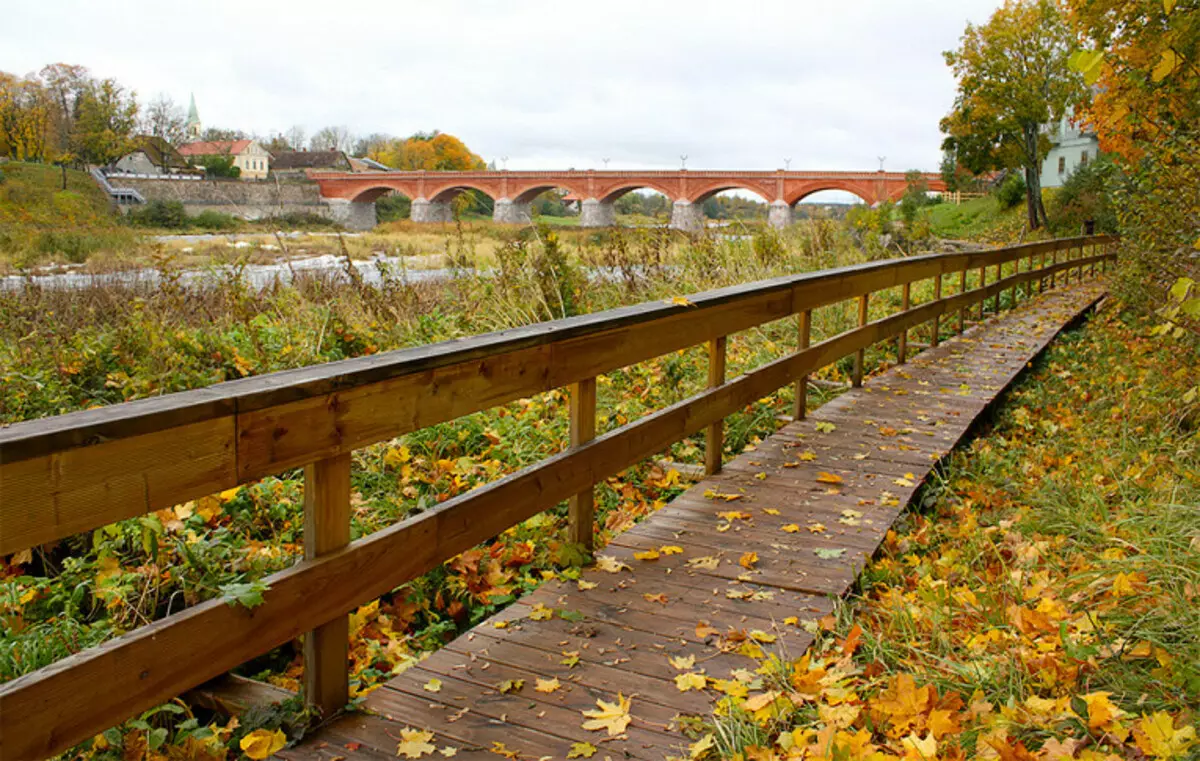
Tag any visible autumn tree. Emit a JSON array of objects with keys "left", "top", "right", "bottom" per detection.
[
  {"left": 941, "top": 0, "right": 1085, "bottom": 230},
  {"left": 0, "top": 72, "right": 54, "bottom": 161},
  {"left": 70, "top": 78, "right": 139, "bottom": 165},
  {"left": 369, "top": 132, "right": 486, "bottom": 171},
  {"left": 1065, "top": 0, "right": 1199, "bottom": 331}
]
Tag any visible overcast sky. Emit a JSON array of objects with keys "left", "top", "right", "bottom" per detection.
[{"left": 4, "top": 0, "right": 1000, "bottom": 175}]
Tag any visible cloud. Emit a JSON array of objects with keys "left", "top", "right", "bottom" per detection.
[{"left": 2, "top": 0, "right": 1001, "bottom": 178}]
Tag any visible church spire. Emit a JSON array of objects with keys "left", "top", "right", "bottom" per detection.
[{"left": 185, "top": 93, "right": 201, "bottom": 139}]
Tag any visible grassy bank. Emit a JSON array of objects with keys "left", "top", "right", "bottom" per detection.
[{"left": 693, "top": 307, "right": 1199, "bottom": 761}]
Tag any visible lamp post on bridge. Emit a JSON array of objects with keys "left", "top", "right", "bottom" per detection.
[
  {"left": 680, "top": 155, "right": 688, "bottom": 170},
  {"left": 602, "top": 157, "right": 610, "bottom": 170},
  {"left": 784, "top": 158, "right": 792, "bottom": 171}
]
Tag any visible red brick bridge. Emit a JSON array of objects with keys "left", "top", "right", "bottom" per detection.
[{"left": 307, "top": 169, "right": 945, "bottom": 230}]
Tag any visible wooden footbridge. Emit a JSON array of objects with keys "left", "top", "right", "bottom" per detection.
[{"left": 0, "top": 236, "right": 1114, "bottom": 761}]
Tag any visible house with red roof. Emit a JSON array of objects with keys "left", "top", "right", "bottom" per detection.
[{"left": 178, "top": 138, "right": 271, "bottom": 180}]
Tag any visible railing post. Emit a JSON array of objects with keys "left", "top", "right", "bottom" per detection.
[
  {"left": 852, "top": 293, "right": 869, "bottom": 387},
  {"left": 898, "top": 281, "right": 911, "bottom": 364},
  {"left": 958, "top": 268, "right": 968, "bottom": 333},
  {"left": 977, "top": 266, "right": 987, "bottom": 319},
  {"left": 303, "top": 453, "right": 352, "bottom": 718},
  {"left": 705, "top": 336, "right": 727, "bottom": 475},
  {"left": 1050, "top": 248, "right": 1058, "bottom": 289},
  {"left": 568, "top": 378, "right": 597, "bottom": 551},
  {"left": 792, "top": 310, "right": 811, "bottom": 420},
  {"left": 931, "top": 274, "right": 942, "bottom": 347},
  {"left": 994, "top": 263, "right": 1003, "bottom": 311}
]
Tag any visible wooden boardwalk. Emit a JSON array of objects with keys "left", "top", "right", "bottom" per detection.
[{"left": 279, "top": 283, "right": 1103, "bottom": 761}]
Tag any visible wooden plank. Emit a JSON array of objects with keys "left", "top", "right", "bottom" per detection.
[
  {"left": 931, "top": 273, "right": 943, "bottom": 347},
  {"left": 0, "top": 415, "right": 237, "bottom": 557},
  {"left": 852, "top": 293, "right": 869, "bottom": 387},
  {"left": 705, "top": 336, "right": 727, "bottom": 475},
  {"left": 568, "top": 377, "right": 597, "bottom": 550},
  {"left": 303, "top": 453, "right": 352, "bottom": 718},
  {"left": 793, "top": 310, "right": 811, "bottom": 420},
  {"left": 898, "top": 282, "right": 911, "bottom": 363}
]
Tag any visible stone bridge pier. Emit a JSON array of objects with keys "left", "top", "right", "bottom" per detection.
[
  {"left": 669, "top": 201, "right": 705, "bottom": 232},
  {"left": 323, "top": 199, "right": 378, "bottom": 231},
  {"left": 579, "top": 199, "right": 616, "bottom": 228},
  {"left": 411, "top": 198, "right": 453, "bottom": 223},
  {"left": 493, "top": 198, "right": 532, "bottom": 225},
  {"left": 768, "top": 201, "right": 794, "bottom": 230}
]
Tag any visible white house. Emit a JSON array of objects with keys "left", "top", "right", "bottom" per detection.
[{"left": 1040, "top": 113, "right": 1100, "bottom": 189}]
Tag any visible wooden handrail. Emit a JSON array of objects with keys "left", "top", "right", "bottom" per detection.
[{"left": 0, "top": 236, "right": 1116, "bottom": 760}]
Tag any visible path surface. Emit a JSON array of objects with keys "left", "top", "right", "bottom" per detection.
[{"left": 283, "top": 282, "right": 1106, "bottom": 761}]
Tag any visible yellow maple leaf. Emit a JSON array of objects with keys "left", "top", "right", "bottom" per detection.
[
  {"left": 643, "top": 592, "right": 669, "bottom": 604},
  {"left": 581, "top": 693, "right": 632, "bottom": 736},
  {"left": 1135, "top": 711, "right": 1197, "bottom": 759},
  {"left": 668, "top": 295, "right": 696, "bottom": 308},
  {"left": 1081, "top": 691, "right": 1121, "bottom": 730},
  {"left": 670, "top": 654, "right": 696, "bottom": 670},
  {"left": 633, "top": 549, "right": 661, "bottom": 561},
  {"left": 900, "top": 732, "right": 937, "bottom": 761},
  {"left": 240, "top": 729, "right": 287, "bottom": 760},
  {"left": 798, "top": 451, "right": 818, "bottom": 461},
  {"left": 423, "top": 678, "right": 442, "bottom": 693},
  {"left": 498, "top": 679, "right": 524, "bottom": 694},
  {"left": 808, "top": 522, "right": 826, "bottom": 534},
  {"left": 816, "top": 472, "right": 844, "bottom": 484},
  {"left": 1111, "top": 572, "right": 1136, "bottom": 597},
  {"left": 739, "top": 551, "right": 759, "bottom": 569},
  {"left": 688, "top": 555, "right": 721, "bottom": 570},
  {"left": 1152, "top": 49, "right": 1181, "bottom": 82},
  {"left": 675, "top": 672, "right": 707, "bottom": 692},
  {"left": 689, "top": 735, "right": 716, "bottom": 760},
  {"left": 567, "top": 742, "right": 598, "bottom": 759},
  {"left": 529, "top": 603, "right": 554, "bottom": 621},
  {"left": 595, "top": 555, "right": 630, "bottom": 573},
  {"left": 742, "top": 690, "right": 780, "bottom": 712},
  {"left": 782, "top": 524, "right": 801, "bottom": 533},
  {"left": 535, "top": 677, "right": 562, "bottom": 693},
  {"left": 659, "top": 545, "right": 684, "bottom": 555}
]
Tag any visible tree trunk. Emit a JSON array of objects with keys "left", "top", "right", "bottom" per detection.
[{"left": 1023, "top": 124, "right": 1043, "bottom": 230}]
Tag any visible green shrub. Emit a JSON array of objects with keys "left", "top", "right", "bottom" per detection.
[
  {"left": 191, "top": 210, "right": 240, "bottom": 231},
  {"left": 1048, "top": 155, "right": 1118, "bottom": 235},
  {"left": 128, "top": 200, "right": 188, "bottom": 229},
  {"left": 376, "top": 194, "right": 411, "bottom": 222},
  {"left": 995, "top": 172, "right": 1026, "bottom": 209},
  {"left": 198, "top": 155, "right": 241, "bottom": 179}
]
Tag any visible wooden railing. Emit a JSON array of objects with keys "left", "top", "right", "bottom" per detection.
[{"left": 0, "top": 235, "right": 1116, "bottom": 760}]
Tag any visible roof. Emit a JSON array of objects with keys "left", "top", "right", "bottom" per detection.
[
  {"left": 127, "top": 135, "right": 191, "bottom": 169},
  {"left": 271, "top": 150, "right": 350, "bottom": 170},
  {"left": 349, "top": 156, "right": 393, "bottom": 171},
  {"left": 178, "top": 139, "right": 254, "bottom": 157}
]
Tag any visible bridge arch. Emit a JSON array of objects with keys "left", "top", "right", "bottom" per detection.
[
  {"left": 428, "top": 183, "right": 498, "bottom": 204},
  {"left": 348, "top": 183, "right": 419, "bottom": 203},
  {"left": 787, "top": 183, "right": 874, "bottom": 206},
  {"left": 689, "top": 183, "right": 774, "bottom": 205},
  {"left": 511, "top": 184, "right": 585, "bottom": 205},
  {"left": 598, "top": 181, "right": 679, "bottom": 204}
]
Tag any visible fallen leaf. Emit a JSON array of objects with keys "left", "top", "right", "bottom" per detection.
[
  {"left": 659, "top": 545, "right": 684, "bottom": 555},
  {"left": 529, "top": 603, "right": 554, "bottom": 621},
  {"left": 595, "top": 555, "right": 631, "bottom": 573},
  {"left": 643, "top": 592, "right": 669, "bottom": 604},
  {"left": 814, "top": 547, "right": 846, "bottom": 559},
  {"left": 396, "top": 729, "right": 436, "bottom": 759},
  {"left": 675, "top": 672, "right": 708, "bottom": 692},
  {"left": 423, "top": 678, "right": 442, "bottom": 693},
  {"left": 739, "top": 551, "right": 759, "bottom": 569},
  {"left": 782, "top": 524, "right": 801, "bottom": 533},
  {"left": 567, "top": 742, "right": 598, "bottom": 759},
  {"left": 688, "top": 555, "right": 721, "bottom": 571},
  {"left": 241, "top": 729, "right": 287, "bottom": 760},
  {"left": 670, "top": 654, "right": 696, "bottom": 670},
  {"left": 816, "top": 472, "right": 844, "bottom": 484},
  {"left": 497, "top": 679, "right": 524, "bottom": 694},
  {"left": 535, "top": 678, "right": 562, "bottom": 693},
  {"left": 581, "top": 694, "right": 632, "bottom": 736},
  {"left": 816, "top": 422, "right": 837, "bottom": 433},
  {"left": 668, "top": 295, "right": 696, "bottom": 308},
  {"left": 633, "top": 549, "right": 661, "bottom": 561}
]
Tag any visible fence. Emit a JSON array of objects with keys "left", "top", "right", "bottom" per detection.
[{"left": 0, "top": 235, "right": 1117, "bottom": 760}]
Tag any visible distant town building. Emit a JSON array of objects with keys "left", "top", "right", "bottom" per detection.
[
  {"left": 185, "top": 94, "right": 202, "bottom": 140},
  {"left": 1040, "top": 111, "right": 1100, "bottom": 189},
  {"left": 110, "top": 136, "right": 202, "bottom": 177},
  {"left": 270, "top": 149, "right": 352, "bottom": 179},
  {"left": 179, "top": 139, "right": 272, "bottom": 180}
]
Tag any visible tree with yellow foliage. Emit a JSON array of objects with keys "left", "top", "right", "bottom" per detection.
[
  {"left": 369, "top": 131, "right": 486, "bottom": 172},
  {"left": 940, "top": 0, "right": 1086, "bottom": 231}
]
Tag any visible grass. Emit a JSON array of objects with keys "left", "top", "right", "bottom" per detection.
[
  {"left": 0, "top": 161, "right": 141, "bottom": 268},
  {"left": 695, "top": 306, "right": 1199, "bottom": 761},
  {"left": 927, "top": 193, "right": 1044, "bottom": 242}
]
